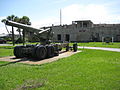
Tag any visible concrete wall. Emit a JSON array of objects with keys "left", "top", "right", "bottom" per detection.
[{"left": 51, "top": 20, "right": 120, "bottom": 42}]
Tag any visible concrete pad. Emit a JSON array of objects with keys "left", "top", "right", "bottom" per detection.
[{"left": 0, "top": 51, "right": 81, "bottom": 65}]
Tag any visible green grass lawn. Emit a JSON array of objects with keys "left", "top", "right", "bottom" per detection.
[
  {"left": 7, "top": 41, "right": 40, "bottom": 45},
  {"left": 0, "top": 46, "right": 14, "bottom": 57},
  {"left": 0, "top": 42, "right": 120, "bottom": 57},
  {"left": 75, "top": 42, "right": 120, "bottom": 48},
  {"left": 0, "top": 49, "right": 120, "bottom": 90}
]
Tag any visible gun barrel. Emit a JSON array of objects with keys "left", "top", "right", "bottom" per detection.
[
  {"left": 5, "top": 20, "right": 40, "bottom": 32},
  {"left": 5, "top": 20, "right": 53, "bottom": 44}
]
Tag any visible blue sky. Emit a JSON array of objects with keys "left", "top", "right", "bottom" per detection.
[{"left": 0, "top": 0, "right": 120, "bottom": 34}]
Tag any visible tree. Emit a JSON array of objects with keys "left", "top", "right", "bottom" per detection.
[
  {"left": 1, "top": 19, "right": 6, "bottom": 23},
  {"left": 1, "top": 15, "right": 16, "bottom": 45},
  {"left": 7, "top": 15, "right": 15, "bottom": 21},
  {"left": 13, "top": 16, "right": 22, "bottom": 42},
  {"left": 19, "top": 16, "right": 31, "bottom": 25},
  {"left": 14, "top": 16, "right": 20, "bottom": 22},
  {"left": 19, "top": 16, "right": 31, "bottom": 43},
  {"left": 14, "top": 16, "right": 31, "bottom": 44},
  {"left": 1, "top": 15, "right": 32, "bottom": 45}
]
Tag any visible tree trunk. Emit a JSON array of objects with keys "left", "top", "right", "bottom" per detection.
[
  {"left": 23, "top": 29, "right": 25, "bottom": 46},
  {"left": 12, "top": 26, "right": 15, "bottom": 46},
  {"left": 17, "top": 28, "right": 22, "bottom": 42}
]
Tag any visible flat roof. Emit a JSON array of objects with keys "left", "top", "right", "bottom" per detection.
[{"left": 73, "top": 20, "right": 92, "bottom": 22}]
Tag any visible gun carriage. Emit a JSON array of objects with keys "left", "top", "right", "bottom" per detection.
[{"left": 5, "top": 20, "right": 77, "bottom": 60}]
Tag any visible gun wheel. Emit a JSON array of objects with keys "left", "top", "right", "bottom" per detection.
[
  {"left": 14, "top": 46, "right": 24, "bottom": 58},
  {"left": 46, "top": 45, "right": 55, "bottom": 58},
  {"left": 36, "top": 46, "right": 47, "bottom": 60}
]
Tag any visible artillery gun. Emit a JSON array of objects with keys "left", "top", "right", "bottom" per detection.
[{"left": 5, "top": 20, "right": 77, "bottom": 60}]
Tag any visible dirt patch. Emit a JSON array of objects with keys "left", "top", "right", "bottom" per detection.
[
  {"left": 15, "top": 79, "right": 46, "bottom": 90},
  {"left": 0, "top": 51, "right": 81, "bottom": 65}
]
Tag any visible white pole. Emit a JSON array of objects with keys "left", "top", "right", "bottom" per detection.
[{"left": 60, "top": 9, "right": 62, "bottom": 26}]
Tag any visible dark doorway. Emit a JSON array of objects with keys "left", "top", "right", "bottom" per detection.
[
  {"left": 83, "top": 23, "right": 87, "bottom": 27},
  {"left": 57, "top": 34, "right": 61, "bottom": 40},
  {"left": 117, "top": 35, "right": 120, "bottom": 41},
  {"left": 65, "top": 34, "right": 70, "bottom": 41}
]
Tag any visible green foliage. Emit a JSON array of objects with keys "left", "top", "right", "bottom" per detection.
[
  {"left": 0, "top": 49, "right": 120, "bottom": 89},
  {"left": 1, "top": 19, "right": 6, "bottom": 23},
  {"left": 1, "top": 15, "right": 31, "bottom": 27},
  {"left": 19, "top": 16, "right": 31, "bottom": 25},
  {"left": 7, "top": 15, "right": 15, "bottom": 21},
  {"left": 14, "top": 16, "right": 20, "bottom": 22},
  {"left": 4, "top": 37, "right": 12, "bottom": 41},
  {"left": 1, "top": 14, "right": 31, "bottom": 27}
]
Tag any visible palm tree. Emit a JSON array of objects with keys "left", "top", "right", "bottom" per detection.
[
  {"left": 14, "top": 16, "right": 19, "bottom": 22},
  {"left": 1, "top": 15, "right": 32, "bottom": 45},
  {"left": 7, "top": 15, "right": 15, "bottom": 21},
  {"left": 1, "top": 15, "right": 16, "bottom": 45},
  {"left": 19, "top": 16, "right": 31, "bottom": 25},
  {"left": 7, "top": 15, "right": 15, "bottom": 45},
  {"left": 1, "top": 15, "right": 16, "bottom": 33},
  {"left": 13, "top": 16, "right": 23, "bottom": 42},
  {"left": 19, "top": 16, "right": 31, "bottom": 42}
]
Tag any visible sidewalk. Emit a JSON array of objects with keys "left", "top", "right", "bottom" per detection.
[
  {"left": 78, "top": 46, "right": 120, "bottom": 52},
  {"left": 0, "top": 44, "right": 12, "bottom": 46}
]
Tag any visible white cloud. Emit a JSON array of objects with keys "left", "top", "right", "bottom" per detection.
[
  {"left": 31, "top": 17, "right": 60, "bottom": 28},
  {"left": 62, "top": 4, "right": 120, "bottom": 24},
  {"left": 28, "top": 4, "right": 120, "bottom": 29},
  {"left": 0, "top": 17, "right": 6, "bottom": 21}
]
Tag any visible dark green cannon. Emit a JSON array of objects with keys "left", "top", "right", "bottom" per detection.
[{"left": 5, "top": 20, "right": 77, "bottom": 60}]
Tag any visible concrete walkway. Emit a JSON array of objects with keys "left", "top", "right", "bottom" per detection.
[
  {"left": 0, "top": 51, "right": 81, "bottom": 65},
  {"left": 0, "top": 44, "right": 12, "bottom": 46},
  {"left": 78, "top": 46, "right": 120, "bottom": 52}
]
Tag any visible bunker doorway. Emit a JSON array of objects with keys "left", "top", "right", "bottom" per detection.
[
  {"left": 57, "top": 34, "right": 61, "bottom": 41},
  {"left": 65, "top": 34, "right": 70, "bottom": 42}
]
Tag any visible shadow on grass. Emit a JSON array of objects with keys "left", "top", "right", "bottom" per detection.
[
  {"left": 0, "top": 57, "right": 41, "bottom": 67},
  {"left": 0, "top": 59, "right": 25, "bottom": 67}
]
